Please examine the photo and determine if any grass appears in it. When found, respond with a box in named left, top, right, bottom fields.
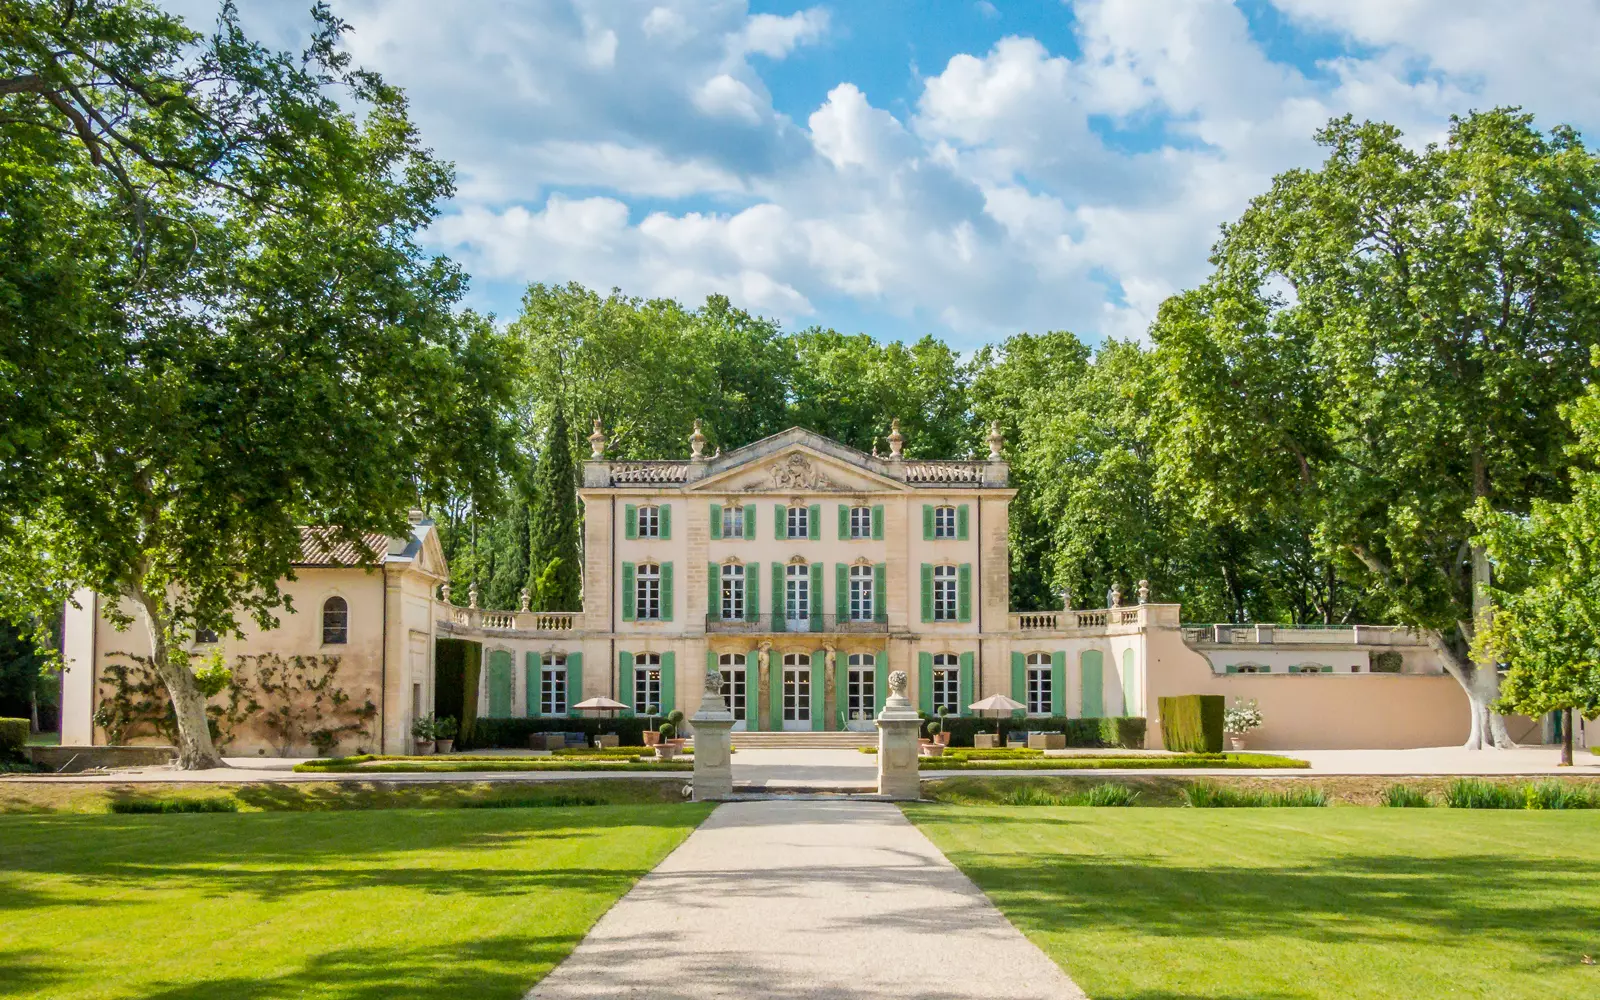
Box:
left=1381, top=784, right=1433, bottom=807
left=293, top=757, right=692, bottom=773
left=0, top=800, right=712, bottom=999
left=923, top=751, right=1308, bottom=769
left=1183, top=781, right=1327, bottom=807
left=24, top=732, right=58, bottom=747
left=906, top=805, right=1600, bottom=1000
left=999, top=782, right=1142, bottom=807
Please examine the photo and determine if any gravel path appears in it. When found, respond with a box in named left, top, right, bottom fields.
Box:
left=526, top=799, right=1087, bottom=999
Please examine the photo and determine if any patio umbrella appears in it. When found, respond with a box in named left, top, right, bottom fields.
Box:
left=572, top=696, right=628, bottom=718
left=968, top=693, right=1026, bottom=737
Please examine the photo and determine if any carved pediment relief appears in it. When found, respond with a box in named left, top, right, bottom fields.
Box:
left=690, top=439, right=906, bottom=494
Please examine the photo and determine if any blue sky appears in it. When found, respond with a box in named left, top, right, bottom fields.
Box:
left=165, top=1, right=1600, bottom=349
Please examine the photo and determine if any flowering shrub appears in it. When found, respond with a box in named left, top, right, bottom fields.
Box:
left=1224, top=697, right=1263, bottom=734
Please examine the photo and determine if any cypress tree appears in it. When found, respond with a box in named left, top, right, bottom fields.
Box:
left=527, top=402, right=582, bottom=610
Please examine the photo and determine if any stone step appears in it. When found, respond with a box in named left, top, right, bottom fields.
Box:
left=731, top=731, right=877, bottom=749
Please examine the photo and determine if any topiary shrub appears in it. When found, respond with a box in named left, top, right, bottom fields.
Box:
left=1159, top=695, right=1224, bottom=753
left=659, top=722, right=676, bottom=741
left=0, top=718, right=27, bottom=759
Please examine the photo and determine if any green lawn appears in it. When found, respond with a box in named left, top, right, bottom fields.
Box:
left=0, top=803, right=712, bottom=999
left=907, top=806, right=1600, bottom=1000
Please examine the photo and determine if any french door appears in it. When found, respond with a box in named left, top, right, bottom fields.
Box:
left=782, top=653, right=811, bottom=730
left=846, top=653, right=876, bottom=731
left=718, top=652, right=747, bottom=731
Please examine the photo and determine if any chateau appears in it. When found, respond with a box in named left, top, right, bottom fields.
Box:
left=60, top=423, right=1543, bottom=756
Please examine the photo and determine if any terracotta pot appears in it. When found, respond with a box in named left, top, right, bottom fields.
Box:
left=935, top=732, right=951, bottom=746
left=655, top=744, right=678, bottom=760
left=922, top=743, right=944, bottom=757
left=436, top=739, right=454, bottom=754
left=643, top=731, right=661, bottom=746
left=1227, top=734, right=1247, bottom=751
left=414, top=739, right=435, bottom=755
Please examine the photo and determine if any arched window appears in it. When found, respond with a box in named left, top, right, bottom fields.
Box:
left=1025, top=652, right=1052, bottom=715
left=933, top=505, right=958, bottom=538
left=849, top=564, right=874, bottom=621
left=636, top=504, right=660, bottom=538
left=322, top=596, right=349, bottom=645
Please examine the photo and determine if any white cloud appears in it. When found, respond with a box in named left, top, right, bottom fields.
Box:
left=695, top=73, right=764, bottom=123
left=809, top=84, right=910, bottom=170
left=738, top=8, right=830, bottom=59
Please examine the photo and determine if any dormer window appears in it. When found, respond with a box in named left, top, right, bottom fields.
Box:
left=722, top=505, right=744, bottom=538
left=850, top=505, right=872, bottom=538
left=787, top=505, right=808, bottom=539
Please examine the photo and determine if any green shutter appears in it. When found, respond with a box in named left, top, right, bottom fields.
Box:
left=708, top=562, right=719, bottom=621
left=659, top=562, right=673, bottom=622
left=618, top=651, right=635, bottom=717
left=834, top=653, right=849, bottom=729
left=918, top=652, right=934, bottom=716
left=621, top=562, right=636, bottom=621
left=874, top=657, right=888, bottom=714
left=660, top=651, right=676, bottom=718
left=920, top=564, right=933, bottom=622
left=922, top=504, right=934, bottom=540
left=838, top=504, right=849, bottom=540
left=808, top=503, right=821, bottom=540
left=871, top=504, right=884, bottom=540
left=1052, top=650, right=1068, bottom=717
left=1259, top=665, right=1271, bottom=674
left=743, top=504, right=755, bottom=538
left=659, top=504, right=671, bottom=540
left=873, top=563, right=887, bottom=623
left=1225, top=665, right=1238, bottom=674
left=566, top=652, right=583, bottom=717
left=1122, top=648, right=1136, bottom=716
left=1322, top=664, right=1334, bottom=673
left=1080, top=650, right=1103, bottom=718
left=836, top=563, right=848, bottom=620
left=809, top=562, right=824, bottom=631
left=811, top=651, right=826, bottom=731
left=957, top=504, right=970, bottom=540
left=770, top=656, right=785, bottom=729
left=487, top=649, right=513, bottom=718
left=957, top=563, right=972, bottom=622
left=746, top=562, right=760, bottom=622
left=774, top=504, right=785, bottom=539
left=525, top=652, right=539, bottom=716
left=958, top=651, right=974, bottom=716
left=709, top=503, right=722, bottom=540
left=1010, top=651, right=1026, bottom=716
left=771, top=562, right=785, bottom=631
left=625, top=504, right=637, bottom=540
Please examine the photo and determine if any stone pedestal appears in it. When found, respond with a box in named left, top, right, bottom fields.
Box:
left=875, top=669, right=923, bottom=801
left=691, top=670, right=735, bottom=802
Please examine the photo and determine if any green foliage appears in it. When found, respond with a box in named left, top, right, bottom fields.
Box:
left=932, top=715, right=1146, bottom=749
left=1160, top=695, right=1225, bottom=753
left=1370, top=651, right=1404, bottom=673
left=410, top=714, right=437, bottom=741
left=249, top=654, right=374, bottom=756
left=96, top=652, right=259, bottom=749
left=1183, top=782, right=1327, bottom=807
left=0, top=617, right=55, bottom=724
left=1444, top=779, right=1523, bottom=809
left=1443, top=778, right=1597, bottom=809
left=526, top=401, right=582, bottom=610
left=464, top=715, right=652, bottom=749
left=924, top=753, right=1306, bottom=770
left=0, top=717, right=27, bottom=758
left=998, top=783, right=1142, bottom=807
left=658, top=722, right=675, bottom=740
left=108, top=796, right=239, bottom=814
left=1381, top=785, right=1433, bottom=808
left=435, top=716, right=459, bottom=741
left=460, top=794, right=603, bottom=809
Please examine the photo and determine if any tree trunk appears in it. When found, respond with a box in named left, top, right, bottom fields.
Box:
left=1468, top=542, right=1514, bottom=748
left=1421, top=626, right=1509, bottom=751
left=1561, top=708, right=1574, bottom=767
left=129, top=588, right=226, bottom=770
left=29, top=684, right=40, bottom=734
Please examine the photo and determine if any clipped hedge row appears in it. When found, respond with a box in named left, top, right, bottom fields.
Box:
left=1159, top=695, right=1224, bottom=753
left=0, top=717, right=28, bottom=758
left=925, top=715, right=1146, bottom=749
left=921, top=753, right=1308, bottom=770
left=462, top=716, right=651, bottom=750
left=294, top=758, right=693, bottom=773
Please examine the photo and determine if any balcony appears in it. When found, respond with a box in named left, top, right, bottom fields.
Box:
left=705, top=613, right=891, bottom=635
left=441, top=607, right=584, bottom=634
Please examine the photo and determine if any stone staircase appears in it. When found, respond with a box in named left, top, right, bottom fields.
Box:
left=731, top=731, right=877, bottom=750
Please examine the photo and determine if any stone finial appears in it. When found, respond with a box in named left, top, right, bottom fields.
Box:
left=1060, top=587, right=1072, bottom=612
left=988, top=419, right=1005, bottom=460
left=704, top=667, right=724, bottom=696
left=519, top=588, right=530, bottom=612
left=588, top=418, right=607, bottom=459
left=689, top=419, right=707, bottom=460
left=872, top=441, right=880, bottom=458
left=468, top=581, right=480, bottom=609
left=887, top=418, right=904, bottom=460
left=888, top=669, right=908, bottom=698
left=1138, top=579, right=1150, bottom=605
left=440, top=582, right=452, bottom=605
left=1107, top=582, right=1121, bottom=609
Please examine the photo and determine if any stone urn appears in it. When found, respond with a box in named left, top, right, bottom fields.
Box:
left=655, top=743, right=679, bottom=761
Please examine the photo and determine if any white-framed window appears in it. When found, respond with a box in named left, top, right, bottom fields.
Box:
left=786, top=562, right=810, bottom=622
left=636, top=563, right=661, bottom=620
left=634, top=652, right=662, bottom=715
left=934, top=505, right=957, bottom=538
left=787, top=504, right=809, bottom=539
left=1026, top=652, right=1052, bottom=715
left=637, top=505, right=660, bottom=538
left=931, top=652, right=959, bottom=715
left=850, top=505, right=872, bottom=539
left=721, top=505, right=744, bottom=539
left=718, top=652, right=747, bottom=721
left=849, top=564, right=874, bottom=621
left=194, top=627, right=219, bottom=645
left=322, top=596, right=349, bottom=644
left=541, top=653, right=567, bottom=715
left=721, top=563, right=745, bottom=621
left=782, top=652, right=811, bottom=722
left=847, top=652, right=875, bottom=722
left=932, top=565, right=957, bottom=621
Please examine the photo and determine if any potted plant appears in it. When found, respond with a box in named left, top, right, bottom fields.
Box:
left=655, top=722, right=678, bottom=760
left=666, top=709, right=687, bottom=747
left=411, top=714, right=437, bottom=755
left=642, top=703, right=661, bottom=745
left=1224, top=697, right=1263, bottom=751
left=922, top=719, right=944, bottom=756
left=934, top=705, right=953, bottom=745
left=435, top=716, right=458, bottom=754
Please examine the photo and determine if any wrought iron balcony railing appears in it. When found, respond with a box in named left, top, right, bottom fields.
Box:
left=705, top=613, right=890, bottom=634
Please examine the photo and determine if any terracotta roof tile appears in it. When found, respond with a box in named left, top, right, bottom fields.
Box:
left=296, top=528, right=390, bottom=567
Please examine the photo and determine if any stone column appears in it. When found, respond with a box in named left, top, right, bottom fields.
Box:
left=691, top=667, right=735, bottom=801
left=875, top=669, right=923, bottom=800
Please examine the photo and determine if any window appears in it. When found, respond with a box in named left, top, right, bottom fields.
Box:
left=194, top=627, right=219, bottom=645
left=634, top=652, right=662, bottom=715
left=718, top=652, right=747, bottom=722
left=934, top=505, right=958, bottom=538
left=782, top=653, right=811, bottom=723
left=849, top=505, right=872, bottom=539
left=636, top=505, right=660, bottom=538
left=786, top=563, right=810, bottom=622
left=541, top=654, right=567, bottom=715
left=1026, top=652, right=1052, bottom=715
left=847, top=653, right=875, bottom=722
left=849, top=564, right=874, bottom=621
left=322, top=596, right=349, bottom=644
left=787, top=504, right=809, bottom=539
left=932, top=565, right=957, bottom=621
left=1233, top=664, right=1268, bottom=674
left=721, top=505, right=744, bottom=539
left=931, top=652, right=960, bottom=715
left=635, top=564, right=661, bottom=620
left=721, top=563, right=745, bottom=621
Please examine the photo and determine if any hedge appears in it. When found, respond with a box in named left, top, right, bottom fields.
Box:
left=1159, top=695, right=1224, bottom=753
left=294, top=759, right=693, bottom=773
left=461, top=716, right=651, bottom=749
left=922, top=753, right=1308, bottom=770
left=925, top=715, right=1146, bottom=749
left=0, top=718, right=27, bottom=758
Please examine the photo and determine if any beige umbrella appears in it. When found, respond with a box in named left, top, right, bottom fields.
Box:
left=572, top=696, right=628, bottom=718
left=968, top=693, right=1026, bottom=737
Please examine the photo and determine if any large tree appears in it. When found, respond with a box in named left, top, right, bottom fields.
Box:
left=527, top=400, right=581, bottom=611
left=0, top=1, right=519, bottom=767
left=1154, top=109, right=1600, bottom=747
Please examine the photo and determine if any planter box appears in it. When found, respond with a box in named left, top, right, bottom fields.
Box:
left=1027, top=732, right=1066, bottom=750
left=595, top=734, right=620, bottom=749
left=974, top=733, right=999, bottom=749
